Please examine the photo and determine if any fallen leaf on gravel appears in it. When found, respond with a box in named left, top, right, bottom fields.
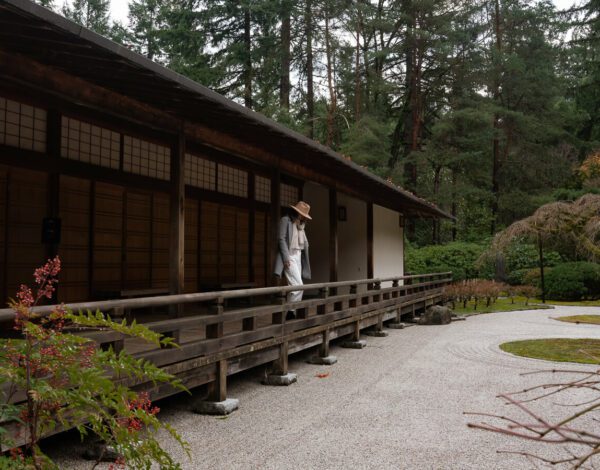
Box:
left=216, top=416, right=229, bottom=420
left=316, top=373, right=330, bottom=378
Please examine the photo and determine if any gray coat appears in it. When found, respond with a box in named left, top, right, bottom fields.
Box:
left=273, top=215, right=311, bottom=280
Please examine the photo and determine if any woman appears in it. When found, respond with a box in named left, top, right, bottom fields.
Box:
left=274, top=201, right=312, bottom=320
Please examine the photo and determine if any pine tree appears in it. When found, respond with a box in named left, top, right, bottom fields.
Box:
left=62, top=0, right=111, bottom=35
left=127, top=0, right=166, bottom=60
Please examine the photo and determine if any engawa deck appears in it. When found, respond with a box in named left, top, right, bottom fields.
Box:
left=0, top=272, right=451, bottom=448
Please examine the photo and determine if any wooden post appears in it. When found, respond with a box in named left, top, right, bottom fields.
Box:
left=46, top=109, right=61, bottom=301
left=207, top=359, right=228, bottom=402
left=317, top=286, right=329, bottom=315
left=392, top=279, right=399, bottom=299
left=169, top=132, right=185, bottom=316
left=352, top=320, right=361, bottom=342
left=248, top=172, right=256, bottom=283
left=319, top=329, right=330, bottom=358
left=373, top=280, right=381, bottom=302
left=329, top=188, right=338, bottom=291
left=269, top=168, right=281, bottom=286
left=273, top=341, right=289, bottom=375
left=207, top=297, right=224, bottom=339
left=349, top=283, right=357, bottom=308
left=367, top=202, right=373, bottom=281
left=273, top=291, right=286, bottom=324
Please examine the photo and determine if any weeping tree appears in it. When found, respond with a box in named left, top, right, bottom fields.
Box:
left=486, top=194, right=600, bottom=302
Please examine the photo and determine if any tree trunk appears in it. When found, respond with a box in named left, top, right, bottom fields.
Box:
left=354, top=1, right=362, bottom=121
left=432, top=165, right=442, bottom=244
left=451, top=168, right=457, bottom=241
left=280, top=2, right=291, bottom=110
left=324, top=5, right=336, bottom=147
left=305, top=0, right=314, bottom=138
left=244, top=6, right=253, bottom=109
left=491, top=0, right=502, bottom=234
left=538, top=234, right=546, bottom=304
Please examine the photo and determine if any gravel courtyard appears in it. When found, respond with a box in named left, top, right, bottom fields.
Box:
left=51, top=306, right=600, bottom=469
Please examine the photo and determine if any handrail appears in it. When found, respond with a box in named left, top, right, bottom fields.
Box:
left=0, top=272, right=452, bottom=322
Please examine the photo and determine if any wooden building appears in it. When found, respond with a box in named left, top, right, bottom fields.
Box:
left=0, top=0, right=451, bottom=310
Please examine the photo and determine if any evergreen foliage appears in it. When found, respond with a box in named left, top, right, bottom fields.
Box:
left=544, top=261, right=600, bottom=300
left=44, top=0, right=600, bottom=246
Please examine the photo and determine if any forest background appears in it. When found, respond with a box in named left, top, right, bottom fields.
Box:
left=32, top=0, right=600, bottom=257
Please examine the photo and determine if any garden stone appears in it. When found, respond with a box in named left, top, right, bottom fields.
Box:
left=307, top=355, right=338, bottom=365
left=193, top=398, right=240, bottom=415
left=262, top=372, right=298, bottom=386
left=418, top=305, right=453, bottom=325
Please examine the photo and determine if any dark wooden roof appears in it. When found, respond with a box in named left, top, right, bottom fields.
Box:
left=0, top=0, right=453, bottom=219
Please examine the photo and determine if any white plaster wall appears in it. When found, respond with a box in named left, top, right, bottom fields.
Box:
left=302, top=182, right=330, bottom=283
left=373, top=204, right=404, bottom=287
left=337, top=193, right=367, bottom=281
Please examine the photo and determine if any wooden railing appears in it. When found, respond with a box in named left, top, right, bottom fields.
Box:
left=0, top=272, right=451, bottom=447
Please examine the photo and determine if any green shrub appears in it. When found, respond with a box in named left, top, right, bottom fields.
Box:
left=524, top=268, right=547, bottom=288
left=405, top=242, right=488, bottom=281
left=544, top=262, right=600, bottom=301
left=507, top=268, right=530, bottom=286
left=504, top=243, right=563, bottom=271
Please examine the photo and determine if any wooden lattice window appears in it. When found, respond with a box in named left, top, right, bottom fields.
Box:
left=61, top=116, right=120, bottom=169
left=280, top=183, right=299, bottom=206
left=185, top=154, right=216, bottom=190
left=217, top=164, right=248, bottom=198
left=123, top=135, right=170, bottom=181
left=0, top=97, right=47, bottom=153
left=255, top=175, right=271, bottom=203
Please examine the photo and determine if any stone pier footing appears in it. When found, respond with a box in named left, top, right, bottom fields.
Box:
left=82, top=442, right=121, bottom=462
left=193, top=398, right=240, bottom=415
left=363, top=330, right=389, bottom=337
left=307, top=355, right=338, bottom=365
left=262, top=373, right=298, bottom=386
left=341, top=340, right=366, bottom=349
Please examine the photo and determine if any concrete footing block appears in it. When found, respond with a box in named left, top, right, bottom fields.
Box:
left=307, top=355, right=338, bottom=365
left=262, top=372, right=298, bottom=386
left=193, top=398, right=240, bottom=415
left=363, top=329, right=389, bottom=337
left=341, top=339, right=367, bottom=349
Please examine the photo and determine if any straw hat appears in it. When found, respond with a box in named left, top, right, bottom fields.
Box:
left=290, top=201, right=312, bottom=220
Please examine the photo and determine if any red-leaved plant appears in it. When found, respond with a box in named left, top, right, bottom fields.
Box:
left=0, top=257, right=190, bottom=469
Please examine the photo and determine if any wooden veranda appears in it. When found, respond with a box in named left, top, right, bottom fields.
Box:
left=0, top=272, right=451, bottom=448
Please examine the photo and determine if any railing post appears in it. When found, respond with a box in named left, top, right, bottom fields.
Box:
left=208, top=359, right=227, bottom=402
left=263, top=341, right=297, bottom=386
left=101, top=337, right=125, bottom=354
left=317, top=286, right=330, bottom=315
left=308, top=327, right=338, bottom=365
left=342, top=317, right=366, bottom=349
left=206, top=297, right=224, bottom=339
left=372, top=280, right=381, bottom=302
left=392, top=279, right=399, bottom=299
left=193, top=359, right=239, bottom=416
left=349, top=284, right=358, bottom=308
left=273, top=291, right=286, bottom=324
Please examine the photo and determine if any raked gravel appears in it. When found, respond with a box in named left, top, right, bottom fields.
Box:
left=49, top=305, right=600, bottom=469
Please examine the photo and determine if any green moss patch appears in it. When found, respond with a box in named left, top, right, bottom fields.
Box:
left=452, top=298, right=550, bottom=316
left=500, top=338, right=600, bottom=364
left=555, top=315, right=600, bottom=325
